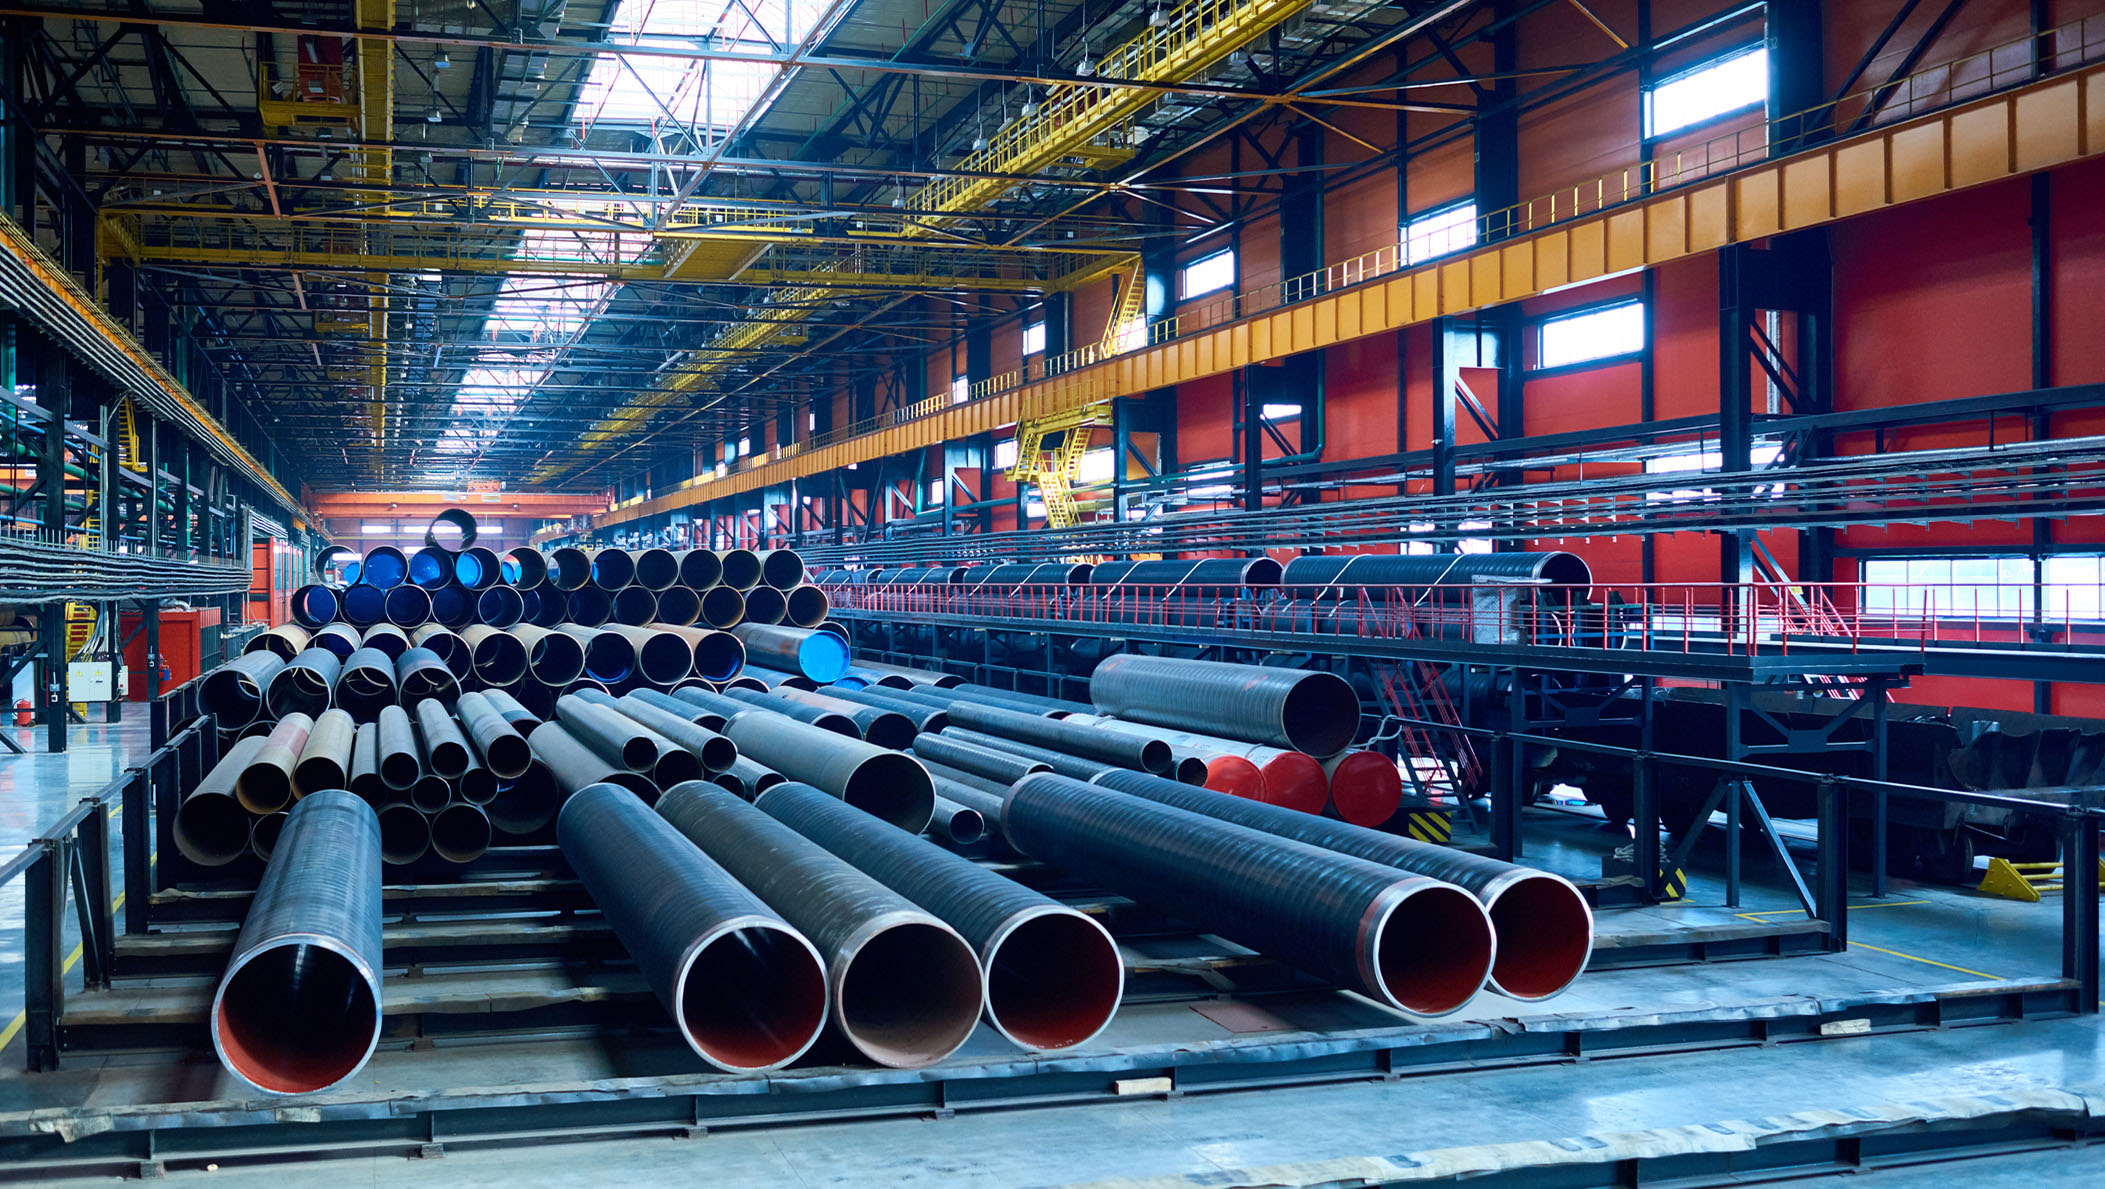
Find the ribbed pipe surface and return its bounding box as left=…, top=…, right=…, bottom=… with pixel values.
left=942, top=728, right=1118, bottom=783
left=528, top=721, right=658, bottom=801
left=723, top=710, right=933, bottom=832
left=944, top=702, right=1169, bottom=773
left=1089, top=655, right=1359, bottom=757
left=911, top=733, right=1050, bottom=785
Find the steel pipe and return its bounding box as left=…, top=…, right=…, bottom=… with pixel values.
left=290, top=584, right=339, bottom=629
left=648, top=623, right=744, bottom=683
left=175, top=736, right=266, bottom=866
left=455, top=625, right=524, bottom=687
left=952, top=683, right=1093, bottom=716
left=841, top=666, right=915, bottom=690
left=756, top=781, right=1116, bottom=1050
left=1279, top=551, right=1593, bottom=601
left=361, top=545, right=408, bottom=590
left=910, top=733, right=1049, bottom=785
left=720, top=675, right=769, bottom=694
left=264, top=648, right=338, bottom=720
left=393, top=647, right=460, bottom=708
left=528, top=586, right=567, bottom=627
left=768, top=687, right=916, bottom=749
left=482, top=687, right=543, bottom=732
left=652, top=584, right=701, bottom=627
left=559, top=624, right=634, bottom=683
left=334, top=647, right=397, bottom=723
left=571, top=690, right=735, bottom=772
left=825, top=685, right=950, bottom=732
left=1088, top=656, right=1360, bottom=758
left=248, top=811, right=287, bottom=861
left=1010, top=774, right=1494, bottom=1016
left=557, top=785, right=827, bottom=1070
left=945, top=702, right=1170, bottom=773
left=730, top=623, right=848, bottom=682
left=528, top=721, right=658, bottom=802
left=636, top=686, right=730, bottom=731
left=716, top=548, right=762, bottom=590
left=848, top=659, right=960, bottom=689
left=566, top=586, right=613, bottom=627
left=1094, top=769, right=1589, bottom=1000
left=921, top=760, right=1017, bottom=801
left=430, top=803, right=492, bottom=863
left=377, top=802, right=430, bottom=865
left=587, top=547, right=635, bottom=591
left=717, top=755, right=785, bottom=799
left=940, top=728, right=1117, bottom=783
left=376, top=705, right=419, bottom=790
left=455, top=691, right=533, bottom=780
left=475, top=583, right=525, bottom=628
left=409, top=624, right=472, bottom=679
left=339, top=583, right=385, bottom=628
left=409, top=765, right=453, bottom=813
left=509, top=624, right=587, bottom=686
left=414, top=698, right=472, bottom=779
left=404, top=545, right=451, bottom=591
left=741, top=584, right=787, bottom=625
left=753, top=548, right=805, bottom=590
left=359, top=623, right=410, bottom=661
left=430, top=584, right=476, bottom=629
left=1322, top=751, right=1406, bottom=829
left=506, top=546, right=549, bottom=589
left=722, top=687, right=858, bottom=736
left=632, top=548, right=679, bottom=592
left=601, top=624, right=693, bottom=686
left=209, top=792, right=383, bottom=1095
left=698, top=584, right=745, bottom=628
left=675, top=548, right=723, bottom=590
left=457, top=759, right=498, bottom=806
left=928, top=795, right=985, bottom=846
left=723, top=709, right=934, bottom=832
left=244, top=623, right=310, bottom=662
left=658, top=783, right=982, bottom=1068
left=743, top=665, right=816, bottom=692
left=784, top=584, right=830, bottom=628
left=549, top=545, right=591, bottom=592
left=454, top=545, right=503, bottom=591
left=611, top=585, right=658, bottom=626
left=1060, top=713, right=1330, bottom=816
left=311, top=623, right=362, bottom=661
left=349, top=722, right=384, bottom=805
left=292, top=708, right=356, bottom=798
left=381, top=583, right=431, bottom=628
left=238, top=712, right=314, bottom=814
left=489, top=759, right=561, bottom=834
left=558, top=694, right=706, bottom=787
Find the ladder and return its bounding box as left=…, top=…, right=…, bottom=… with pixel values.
left=114, top=398, right=147, bottom=474
left=1008, top=403, right=1113, bottom=530
left=1100, top=260, right=1146, bottom=354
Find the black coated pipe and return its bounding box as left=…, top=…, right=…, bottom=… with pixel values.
left=1089, top=655, right=1361, bottom=757
left=716, top=548, right=762, bottom=590
left=698, top=584, right=745, bottom=628
left=658, top=783, right=983, bottom=1068
left=311, top=623, right=362, bottom=661
left=1094, top=770, right=1592, bottom=1000
left=409, top=624, right=472, bottom=679
left=1278, top=551, right=1593, bottom=600
left=265, top=648, right=339, bottom=720
left=360, top=623, right=410, bottom=661
left=333, top=647, right=397, bottom=724
left=825, top=685, right=950, bottom=732
left=637, top=686, right=730, bottom=731
left=768, top=688, right=917, bottom=750
left=612, top=585, right=659, bottom=626
left=249, top=811, right=287, bottom=861
left=717, top=755, right=785, bottom=799
left=377, top=801, right=430, bottom=865
left=528, top=720, right=659, bottom=801
left=602, top=624, right=692, bottom=685
left=881, top=684, right=1069, bottom=722
left=566, top=586, right=613, bottom=627
left=653, top=584, right=701, bottom=627
left=634, top=548, right=680, bottom=592
left=952, top=683, right=1093, bottom=716
left=722, top=709, right=934, bottom=832
left=675, top=548, right=723, bottom=590
left=414, top=697, right=472, bottom=779
left=741, top=584, right=787, bottom=625
left=175, top=736, right=265, bottom=866
left=292, top=708, right=356, bottom=798
left=510, top=624, right=587, bottom=686
left=557, top=785, right=827, bottom=1070
left=456, top=691, right=533, bottom=779
left=945, top=702, right=1170, bottom=773
left=349, top=721, right=384, bottom=805
left=201, top=651, right=285, bottom=727
left=489, top=759, right=561, bottom=834
left=475, top=583, right=526, bottom=628
left=839, top=666, right=914, bottom=690
left=559, top=624, right=634, bottom=683
left=555, top=695, right=659, bottom=770
left=506, top=546, right=549, bottom=589
left=430, top=584, right=476, bottom=629
left=572, top=689, right=736, bottom=772
left=920, top=760, right=1016, bottom=800
left=239, top=713, right=314, bottom=814
left=1005, top=774, right=1495, bottom=1017
left=382, top=583, right=432, bottom=628
left=743, top=665, right=817, bottom=692
left=722, top=687, right=860, bottom=737
left=209, top=791, right=383, bottom=1095
left=941, top=728, right=1116, bottom=783
left=756, top=781, right=1118, bottom=1050
left=730, top=623, right=849, bottom=681
left=911, top=733, right=1049, bottom=785
left=929, top=795, right=986, bottom=846
left=430, top=803, right=492, bottom=863
left=376, top=704, right=419, bottom=790
left=394, top=647, right=460, bottom=708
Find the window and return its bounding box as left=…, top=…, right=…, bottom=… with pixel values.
left=1861, top=555, right=2105, bottom=620
left=360, top=523, right=394, bottom=535
left=1260, top=403, right=1302, bottom=422
left=951, top=374, right=969, bottom=403
left=993, top=438, right=1019, bottom=469
left=1401, top=202, right=1477, bottom=266
left=927, top=480, right=945, bottom=506
left=807, top=410, right=816, bottom=431
left=1110, top=316, right=1147, bottom=353
left=737, top=437, right=752, bottom=457
left=576, top=0, right=832, bottom=131
left=1181, top=249, right=1235, bottom=299
left=1539, top=301, right=1646, bottom=369
left=1645, top=45, right=1768, bottom=139
left=1075, top=448, right=1114, bottom=487
left=1022, top=321, right=1046, bottom=356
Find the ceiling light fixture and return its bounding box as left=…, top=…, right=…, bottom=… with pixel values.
left=434, top=49, right=451, bottom=68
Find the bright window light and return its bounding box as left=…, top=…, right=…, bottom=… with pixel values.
left=807, top=410, right=816, bottom=431
left=1185, top=460, right=1236, bottom=499
left=1862, top=556, right=2069, bottom=619
left=1075, top=448, right=1114, bottom=486
left=927, top=480, right=945, bottom=506
left=576, top=0, right=831, bottom=132
left=1111, top=317, right=1147, bottom=353
left=1401, top=203, right=1477, bottom=266
left=1645, top=45, right=1768, bottom=139
left=737, top=437, right=752, bottom=457
left=1539, top=302, right=1646, bottom=369
left=1022, top=321, right=1047, bottom=356
left=1457, top=519, right=1493, bottom=554
left=1646, top=441, right=1784, bottom=503
left=1024, top=497, right=1046, bottom=519
left=1261, top=402, right=1302, bottom=421
left=993, top=438, right=1019, bottom=469
left=1181, top=249, right=1235, bottom=299
left=951, top=375, right=969, bottom=403
left=360, top=523, right=394, bottom=535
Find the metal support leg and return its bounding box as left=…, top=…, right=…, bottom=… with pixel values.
left=2062, top=814, right=2099, bottom=1012
left=24, top=841, right=64, bottom=1070
left=72, top=810, right=111, bottom=988
left=1633, top=752, right=1663, bottom=901
left=122, top=768, right=149, bottom=934
left=1816, top=777, right=1850, bottom=953
left=1725, top=780, right=1743, bottom=908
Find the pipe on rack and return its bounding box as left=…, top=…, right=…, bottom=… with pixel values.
left=475, top=584, right=525, bottom=629
left=722, top=709, right=934, bottom=832
left=454, top=546, right=503, bottom=591
left=201, top=648, right=286, bottom=723
left=1088, top=656, right=1360, bottom=758
left=333, top=647, right=397, bottom=724
left=264, top=648, right=339, bottom=720
left=911, top=733, right=1050, bottom=786
left=244, top=625, right=311, bottom=662
left=1278, top=551, right=1593, bottom=602
left=238, top=712, right=314, bottom=814
left=675, top=548, right=723, bottom=590
left=730, top=623, right=848, bottom=682
left=755, top=781, right=1116, bottom=1050
left=459, top=625, right=527, bottom=687
left=359, top=623, right=410, bottom=661
left=588, top=548, right=636, bottom=591
left=754, top=549, right=805, bottom=590
left=528, top=721, right=659, bottom=801
left=840, top=666, right=915, bottom=691
left=559, top=693, right=706, bottom=787
left=1322, top=751, right=1406, bottom=830
left=376, top=801, right=430, bottom=865
left=558, top=624, right=634, bottom=684
left=409, top=624, right=472, bottom=679
left=509, top=624, right=587, bottom=686
left=722, top=688, right=860, bottom=737
left=744, top=665, right=817, bottom=692
left=489, top=759, right=561, bottom=834
left=847, top=658, right=960, bottom=689
left=951, top=683, right=1093, bottom=716
left=209, top=791, right=383, bottom=1095
left=376, top=704, right=419, bottom=790
left=601, top=624, right=693, bottom=686
left=292, top=708, right=356, bottom=798
left=557, top=785, right=827, bottom=1071
left=1093, top=769, right=1591, bottom=1000
left=657, top=783, right=983, bottom=1068
left=414, top=697, right=473, bottom=779
left=1005, top=774, right=1494, bottom=1017
left=652, top=584, right=701, bottom=627
left=944, top=702, right=1171, bottom=773
left=311, top=623, right=362, bottom=661
left=1060, top=713, right=1330, bottom=816
left=549, top=546, right=591, bottom=592
left=571, top=689, right=736, bottom=772
left=716, top=549, right=762, bottom=590
left=455, top=691, right=533, bottom=780
left=430, top=802, right=492, bottom=863
left=393, top=647, right=460, bottom=708
left=174, top=736, right=266, bottom=866
left=349, top=722, right=384, bottom=805
left=634, top=686, right=730, bottom=731
left=941, top=728, right=1118, bottom=783
left=430, top=585, right=475, bottom=630
left=699, top=584, right=745, bottom=629
left=290, top=585, right=339, bottom=629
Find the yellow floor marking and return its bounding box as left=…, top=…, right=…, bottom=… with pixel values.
left=1845, top=940, right=2002, bottom=981
left=1735, top=900, right=1930, bottom=919
left=0, top=843, right=148, bottom=1055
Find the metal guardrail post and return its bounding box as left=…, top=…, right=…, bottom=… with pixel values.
left=152, top=749, right=178, bottom=894
left=24, top=840, right=63, bottom=1071
left=1488, top=730, right=1518, bottom=861
left=1633, top=752, right=1662, bottom=901
left=2062, top=812, right=2099, bottom=1013
left=149, top=696, right=168, bottom=750
left=1815, top=776, right=1849, bottom=953
left=1724, top=779, right=1743, bottom=908
left=74, top=804, right=112, bottom=989
left=122, top=768, right=149, bottom=934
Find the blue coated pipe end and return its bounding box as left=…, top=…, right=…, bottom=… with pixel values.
left=361, top=548, right=407, bottom=589
left=341, top=584, right=387, bottom=626
left=454, top=552, right=488, bottom=587
left=798, top=632, right=850, bottom=683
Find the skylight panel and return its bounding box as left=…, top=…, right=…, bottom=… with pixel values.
left=576, top=0, right=829, bottom=131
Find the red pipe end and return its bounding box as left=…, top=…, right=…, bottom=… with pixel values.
left=1202, top=755, right=1266, bottom=801
left=1326, top=751, right=1404, bottom=828
left=1484, top=874, right=1595, bottom=1001
left=1258, top=753, right=1329, bottom=815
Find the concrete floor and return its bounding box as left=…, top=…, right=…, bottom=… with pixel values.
left=1, top=719, right=2100, bottom=1186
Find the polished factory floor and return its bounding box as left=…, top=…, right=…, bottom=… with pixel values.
left=1, top=719, right=2101, bottom=1186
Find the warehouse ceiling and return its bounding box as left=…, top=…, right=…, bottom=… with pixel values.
left=18, top=0, right=1503, bottom=491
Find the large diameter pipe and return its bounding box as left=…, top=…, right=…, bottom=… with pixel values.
left=558, top=694, right=706, bottom=787
left=740, top=585, right=787, bottom=625
left=359, top=623, right=410, bottom=661
left=414, top=697, right=473, bottom=779
left=175, top=736, right=267, bottom=866
left=755, top=548, right=805, bottom=590
left=648, top=623, right=744, bottom=683
left=311, top=623, right=363, bottom=661
left=490, top=760, right=561, bottom=834
left=1094, top=769, right=1590, bottom=1000
left=454, top=545, right=503, bottom=591
left=911, top=733, right=1049, bottom=786
left=768, top=687, right=916, bottom=749
left=1089, top=656, right=1361, bottom=758
left=944, top=702, right=1170, bottom=773
left=1323, top=751, right=1406, bottom=829
left=698, top=584, right=745, bottom=628
left=723, top=709, right=934, bottom=832
left=633, top=548, right=680, bottom=592
left=460, top=625, right=527, bottom=687
left=238, top=713, right=315, bottom=814
left=675, top=548, right=723, bottom=590
left=827, top=685, right=950, bottom=732
left=482, top=687, right=543, bottom=733
left=652, top=584, right=701, bottom=627
left=601, top=624, right=693, bottom=685
left=716, top=548, right=762, bottom=590
left=361, top=545, right=408, bottom=590
left=571, top=690, right=736, bottom=772
left=952, top=683, right=1093, bottom=716
left=566, top=586, right=613, bottom=627
left=755, top=783, right=1118, bottom=1051
left=558, top=785, right=827, bottom=1070
left=1005, top=774, right=1494, bottom=1017
left=245, top=624, right=312, bottom=661
left=382, top=583, right=432, bottom=628
left=430, top=803, right=493, bottom=863
left=722, top=688, right=860, bottom=737
left=611, top=585, right=658, bottom=626
left=201, top=652, right=285, bottom=727
left=393, top=647, right=460, bottom=708
left=292, top=708, right=357, bottom=798
left=941, top=728, right=1119, bottom=783
left=743, top=665, right=815, bottom=692
left=333, top=647, right=397, bottom=724
left=717, top=756, right=786, bottom=799
left=785, top=584, right=829, bottom=628
left=435, top=584, right=478, bottom=629
left=376, top=704, right=419, bottom=790
left=474, top=584, right=526, bottom=629
left=456, top=691, right=533, bottom=780
left=377, top=802, right=430, bottom=864
left=588, top=547, right=636, bottom=591
left=657, top=783, right=983, bottom=1068
left=265, top=648, right=340, bottom=720
left=1061, top=713, right=1330, bottom=816
left=210, top=791, right=383, bottom=1095
left=509, top=624, right=587, bottom=686
left=290, top=585, right=339, bottom=629
left=559, top=624, right=634, bottom=684
left=409, top=624, right=472, bottom=679
left=528, top=721, right=659, bottom=801
left=550, top=546, right=591, bottom=592
left=849, top=659, right=960, bottom=689
left=407, top=545, right=453, bottom=590
left=506, top=547, right=549, bottom=590
left=340, top=583, right=385, bottom=628
left=730, top=623, right=848, bottom=682
left=636, top=686, right=731, bottom=731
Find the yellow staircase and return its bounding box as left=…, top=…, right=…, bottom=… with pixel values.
left=1008, top=403, right=1114, bottom=529
left=114, top=398, right=147, bottom=473
left=1977, top=856, right=2105, bottom=902
left=1101, top=260, right=1147, bottom=353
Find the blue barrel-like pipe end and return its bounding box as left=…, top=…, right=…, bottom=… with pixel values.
left=409, top=547, right=452, bottom=589
left=361, top=547, right=407, bottom=590
left=341, top=584, right=386, bottom=626
left=454, top=552, right=488, bottom=588
left=798, top=632, right=850, bottom=683
left=291, top=585, right=339, bottom=628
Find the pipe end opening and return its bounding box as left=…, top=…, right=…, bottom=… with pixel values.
left=986, top=911, right=1122, bottom=1051
left=844, top=755, right=935, bottom=832
left=1485, top=876, right=1594, bottom=1000
left=839, top=921, right=983, bottom=1068
left=678, top=923, right=828, bottom=1071
left=213, top=942, right=379, bottom=1095
left=1372, top=883, right=1495, bottom=1018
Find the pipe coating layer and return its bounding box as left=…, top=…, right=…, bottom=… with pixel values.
left=1088, top=655, right=1361, bottom=757
left=722, top=709, right=934, bottom=832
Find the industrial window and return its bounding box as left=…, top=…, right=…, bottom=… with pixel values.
left=1075, top=448, right=1115, bottom=486
left=1110, top=316, right=1148, bottom=353
left=951, top=374, right=969, bottom=403
left=1261, top=403, right=1302, bottom=422
left=737, top=437, right=752, bottom=457
left=359, top=523, right=394, bottom=535
left=576, top=0, right=835, bottom=130
left=807, top=410, right=816, bottom=431
left=1022, top=321, right=1047, bottom=356
left=1181, top=249, right=1235, bottom=299
left=1400, top=202, right=1477, bottom=266
left=1539, top=301, right=1646, bottom=369
left=1863, top=555, right=2105, bottom=620
left=1644, top=45, right=1768, bottom=139
left=993, top=438, right=1019, bottom=469
left=927, top=480, right=945, bottom=506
